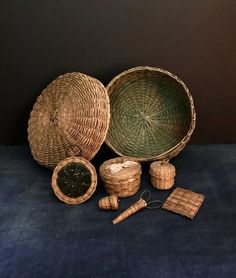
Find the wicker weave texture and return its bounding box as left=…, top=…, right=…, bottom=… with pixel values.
left=112, top=198, right=147, bottom=225
left=162, top=187, right=205, bottom=219
left=51, top=156, right=97, bottom=205
left=28, top=72, right=110, bottom=168
left=99, top=157, right=142, bottom=197
left=150, top=161, right=176, bottom=190
left=106, top=66, right=196, bottom=161
left=98, top=195, right=119, bottom=210
left=103, top=176, right=141, bottom=197
left=151, top=177, right=175, bottom=190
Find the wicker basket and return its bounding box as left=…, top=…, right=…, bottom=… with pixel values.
left=99, top=157, right=142, bottom=197
left=51, top=156, right=97, bottom=205
left=106, top=66, right=196, bottom=161
left=149, top=161, right=176, bottom=190
left=98, top=195, right=119, bottom=210
left=28, top=72, right=110, bottom=168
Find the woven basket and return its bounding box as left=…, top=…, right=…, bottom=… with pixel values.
left=98, top=195, right=119, bottom=210
left=28, top=72, right=110, bottom=168
left=149, top=161, right=176, bottom=190
left=99, top=157, right=142, bottom=197
left=106, top=66, right=196, bottom=161
left=51, top=156, right=97, bottom=205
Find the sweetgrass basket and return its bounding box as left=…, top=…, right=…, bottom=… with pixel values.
left=149, top=161, right=176, bottom=190
left=99, top=157, right=142, bottom=197
left=106, top=66, right=196, bottom=161
left=51, top=156, right=97, bottom=205
left=28, top=72, right=110, bottom=168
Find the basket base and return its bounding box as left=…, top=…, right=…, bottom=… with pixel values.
left=104, top=176, right=141, bottom=197
left=151, top=176, right=174, bottom=190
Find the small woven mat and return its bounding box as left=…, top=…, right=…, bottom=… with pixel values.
left=162, top=187, right=204, bottom=219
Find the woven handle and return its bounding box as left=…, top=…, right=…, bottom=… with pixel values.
left=65, top=145, right=82, bottom=157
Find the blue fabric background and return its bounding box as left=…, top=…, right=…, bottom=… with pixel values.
left=0, top=145, right=236, bottom=277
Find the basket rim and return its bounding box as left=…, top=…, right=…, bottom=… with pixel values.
left=51, top=156, right=97, bottom=205
left=105, top=66, right=196, bottom=161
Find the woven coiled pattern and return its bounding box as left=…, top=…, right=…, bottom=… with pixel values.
left=28, top=72, right=110, bottom=168
left=51, top=156, right=97, bottom=205
left=106, top=66, right=195, bottom=161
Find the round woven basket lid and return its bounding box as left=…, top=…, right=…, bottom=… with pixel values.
left=106, top=66, right=196, bottom=161
left=99, top=157, right=141, bottom=181
left=28, top=72, right=110, bottom=168
left=51, top=156, right=97, bottom=204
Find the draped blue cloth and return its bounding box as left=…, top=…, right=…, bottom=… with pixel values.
left=0, top=145, right=236, bottom=277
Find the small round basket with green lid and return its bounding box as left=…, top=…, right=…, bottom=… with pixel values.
left=106, top=66, right=196, bottom=161
left=51, top=156, right=97, bottom=204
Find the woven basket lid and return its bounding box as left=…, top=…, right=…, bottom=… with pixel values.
left=99, top=157, right=141, bottom=181
left=28, top=72, right=110, bottom=168
left=105, top=66, right=196, bottom=161
left=51, top=156, right=97, bottom=205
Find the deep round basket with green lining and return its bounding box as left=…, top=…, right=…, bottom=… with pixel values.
left=51, top=157, right=97, bottom=205
left=106, top=66, right=196, bottom=161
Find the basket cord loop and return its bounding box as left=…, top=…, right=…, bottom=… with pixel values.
left=140, top=190, right=163, bottom=209
left=146, top=200, right=163, bottom=209
left=140, top=190, right=152, bottom=202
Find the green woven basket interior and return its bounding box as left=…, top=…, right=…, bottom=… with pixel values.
left=107, top=72, right=192, bottom=159
left=57, top=162, right=91, bottom=198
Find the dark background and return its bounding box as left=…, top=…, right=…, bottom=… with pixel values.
left=0, top=0, right=235, bottom=145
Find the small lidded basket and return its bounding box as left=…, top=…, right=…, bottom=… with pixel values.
left=51, top=156, right=97, bottom=204
left=99, top=157, right=142, bottom=197
left=98, top=195, right=119, bottom=210
left=149, top=161, right=176, bottom=190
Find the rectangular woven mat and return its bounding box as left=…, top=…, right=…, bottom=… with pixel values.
left=162, top=187, right=205, bottom=219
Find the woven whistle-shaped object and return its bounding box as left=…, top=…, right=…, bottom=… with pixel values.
left=98, top=195, right=119, bottom=210
left=112, top=198, right=147, bottom=225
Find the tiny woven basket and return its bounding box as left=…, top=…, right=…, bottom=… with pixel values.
left=149, top=161, right=176, bottom=190
left=99, top=157, right=142, bottom=197
left=98, top=195, right=119, bottom=210
left=28, top=72, right=110, bottom=168
left=106, top=66, right=196, bottom=161
left=51, top=156, right=97, bottom=205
